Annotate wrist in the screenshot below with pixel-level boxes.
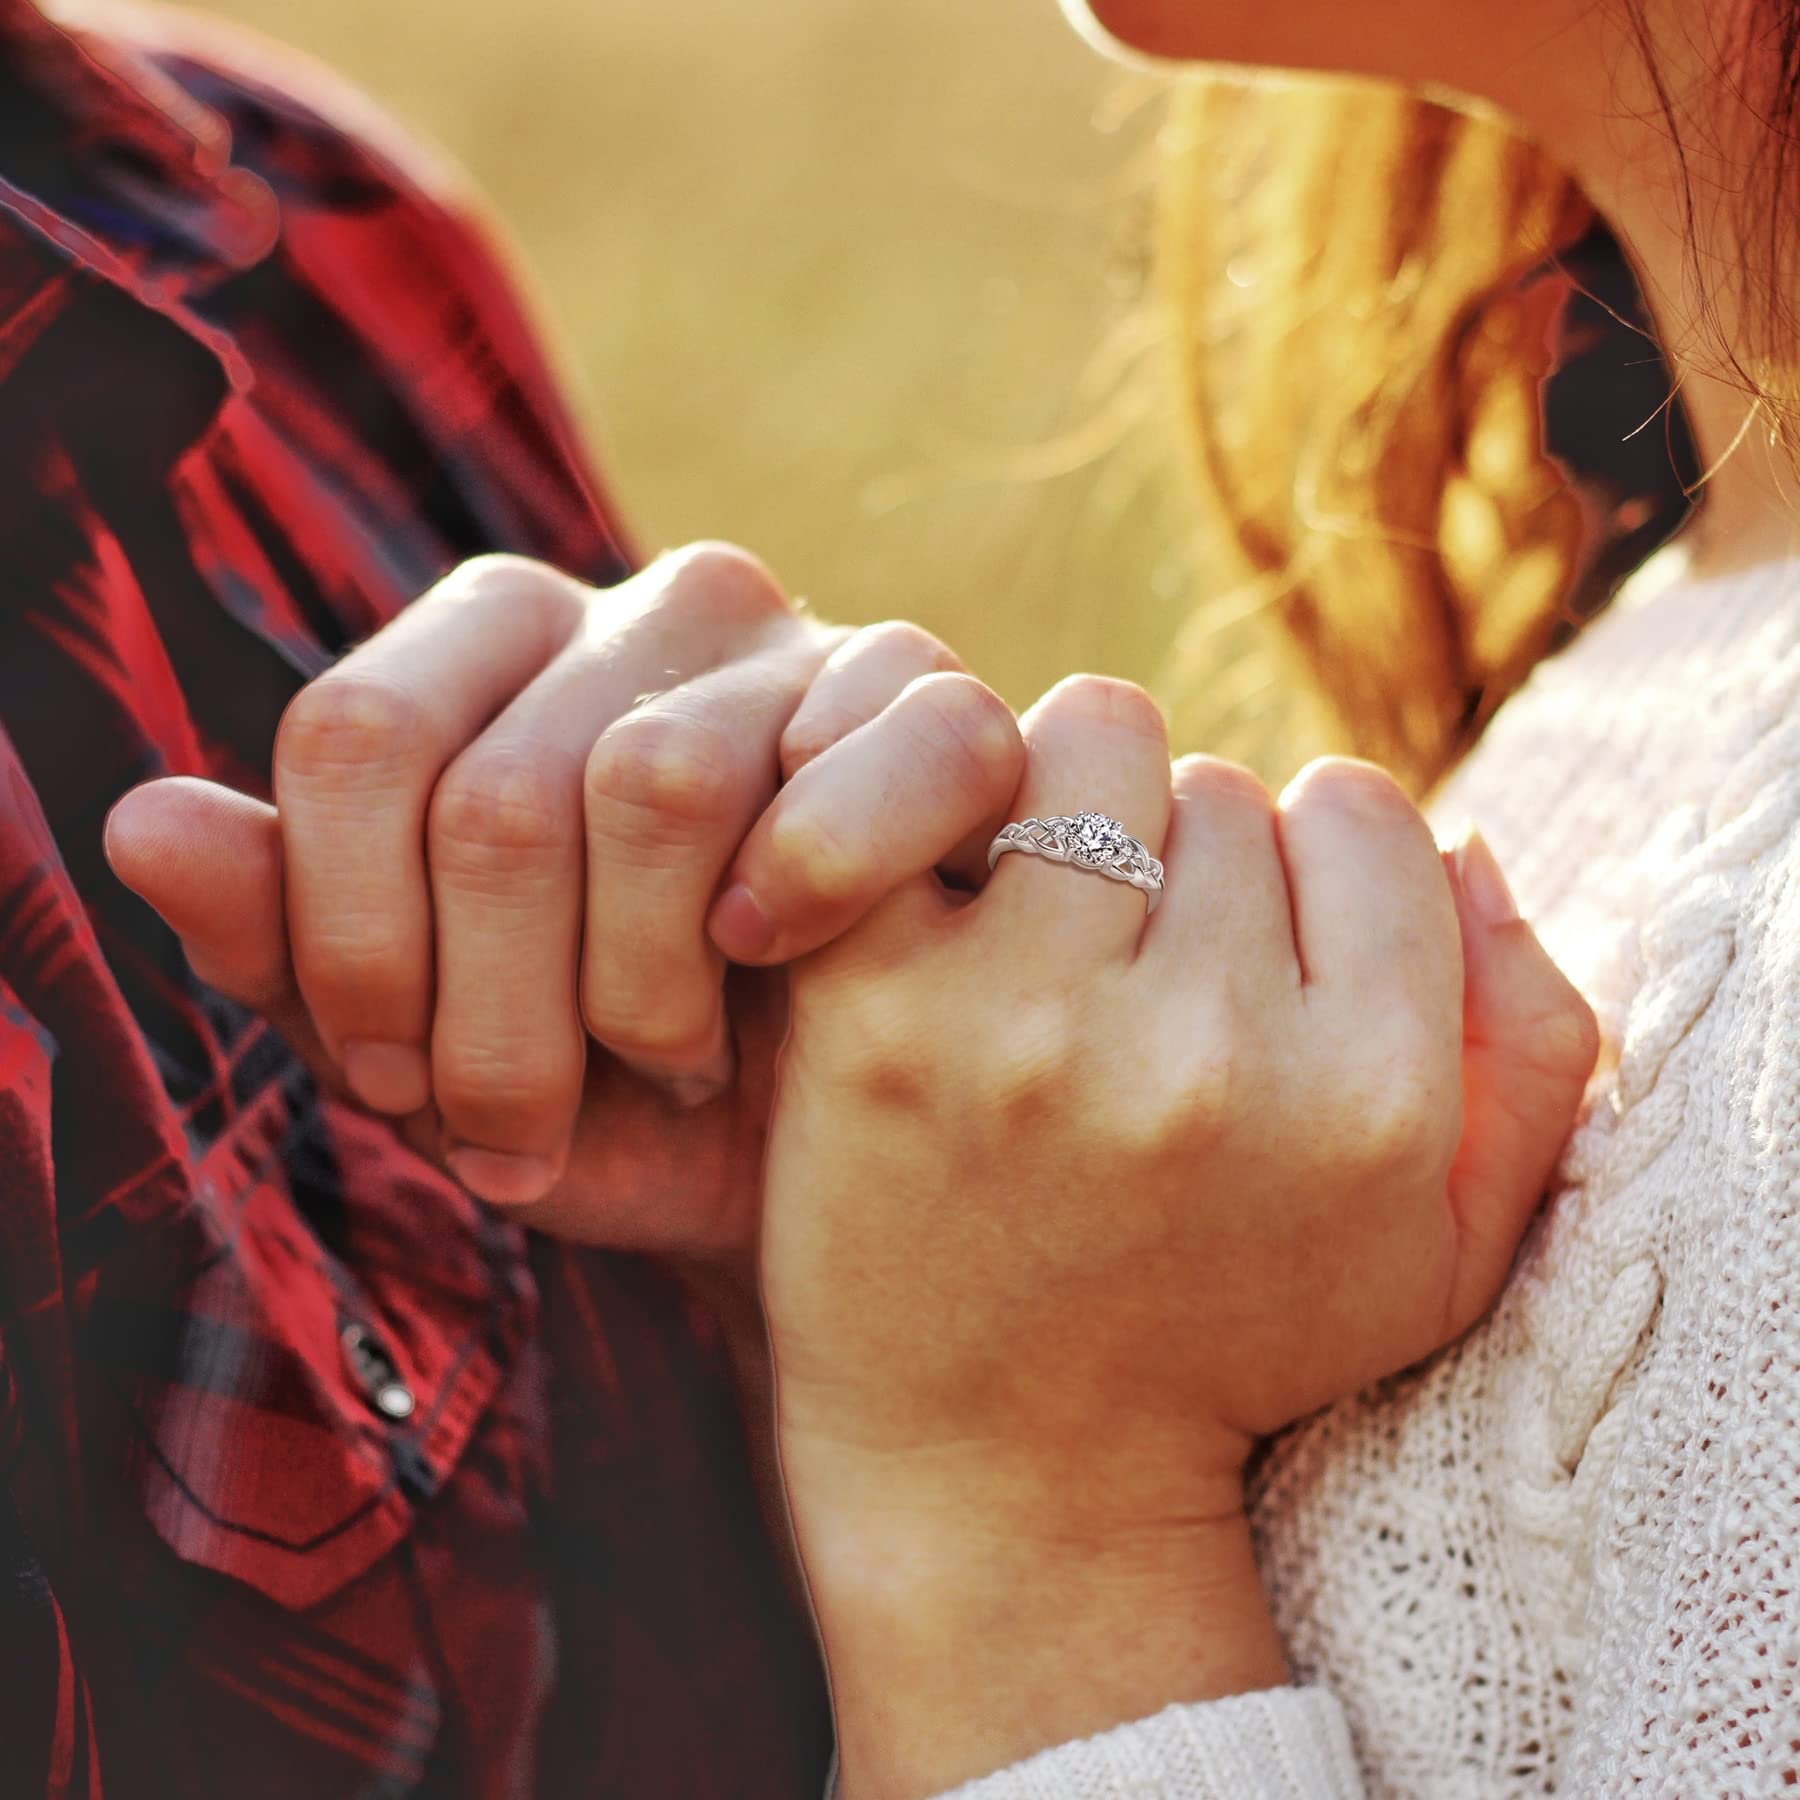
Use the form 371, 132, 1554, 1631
784, 1443, 1287, 1800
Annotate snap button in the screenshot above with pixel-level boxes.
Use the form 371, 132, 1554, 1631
340, 1322, 416, 1422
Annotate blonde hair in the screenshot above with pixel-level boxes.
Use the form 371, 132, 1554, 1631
1152, 77, 1598, 794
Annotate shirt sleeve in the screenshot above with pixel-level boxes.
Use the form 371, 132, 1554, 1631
913, 1688, 1365, 1800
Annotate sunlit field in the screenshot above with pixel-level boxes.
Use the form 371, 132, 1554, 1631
192, 0, 1212, 725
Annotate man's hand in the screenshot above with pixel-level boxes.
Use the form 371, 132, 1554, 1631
103, 546, 1022, 1265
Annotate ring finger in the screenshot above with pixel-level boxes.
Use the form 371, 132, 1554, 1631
979, 674, 1172, 961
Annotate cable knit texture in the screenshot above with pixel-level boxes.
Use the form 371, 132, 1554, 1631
932, 553, 1800, 1797
940, 1691, 1363, 1799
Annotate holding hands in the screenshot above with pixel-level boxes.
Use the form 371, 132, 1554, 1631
104, 546, 1021, 1262
106, 552, 1596, 1797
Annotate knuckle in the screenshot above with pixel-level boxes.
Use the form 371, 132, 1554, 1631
1566, 990, 1603, 1075
966, 989, 1083, 1109
906, 673, 1022, 796
1535, 966, 1603, 1079
584, 712, 741, 842
764, 801, 868, 908
850, 619, 963, 672
448, 551, 562, 603
655, 541, 791, 629
429, 750, 575, 870
433, 1034, 580, 1125
1100, 997, 1245, 1158
778, 716, 845, 778
276, 673, 430, 785
803, 974, 932, 1099
778, 628, 970, 777
300, 912, 417, 993
1036, 674, 1168, 744
448, 551, 542, 591
1166, 1038, 1242, 1146
444, 553, 586, 635
984, 1046, 1082, 1143
787, 923, 940, 1075
1285, 755, 1416, 823
1171, 753, 1271, 814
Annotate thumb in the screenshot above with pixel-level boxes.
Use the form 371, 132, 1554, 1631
105, 777, 302, 1023
1440, 827, 1600, 1332
104, 780, 438, 1158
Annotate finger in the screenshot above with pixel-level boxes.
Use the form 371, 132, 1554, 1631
1441, 828, 1599, 1334
423, 733, 589, 1204
981, 675, 1171, 960
507, 964, 793, 1254
1274, 757, 1460, 1012
274, 554, 585, 1113
708, 672, 1024, 967
778, 620, 964, 780
104, 784, 450, 1145
581, 629, 832, 1099
429, 546, 813, 1179
1141, 755, 1294, 985
770, 616, 981, 901
103, 778, 329, 1069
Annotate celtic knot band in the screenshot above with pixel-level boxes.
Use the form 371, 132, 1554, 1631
987, 810, 1165, 913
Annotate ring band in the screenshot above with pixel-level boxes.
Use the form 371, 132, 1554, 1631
987, 811, 1165, 913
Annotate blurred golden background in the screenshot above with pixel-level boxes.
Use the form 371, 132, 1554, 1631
195, 0, 1205, 719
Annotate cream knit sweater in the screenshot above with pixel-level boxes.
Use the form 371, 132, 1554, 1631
943, 551, 1800, 1797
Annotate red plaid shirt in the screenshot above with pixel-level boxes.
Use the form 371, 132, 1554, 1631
0, 5, 829, 1794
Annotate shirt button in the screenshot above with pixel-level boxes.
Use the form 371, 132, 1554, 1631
340, 1322, 417, 1422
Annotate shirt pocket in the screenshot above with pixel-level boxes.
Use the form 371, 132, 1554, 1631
88, 1072, 535, 1611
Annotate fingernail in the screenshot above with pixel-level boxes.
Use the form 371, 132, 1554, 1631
342, 1040, 433, 1115
1454, 827, 1521, 926
101, 799, 147, 889
707, 882, 777, 962
444, 1145, 560, 1207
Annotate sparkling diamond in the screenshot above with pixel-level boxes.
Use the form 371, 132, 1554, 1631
1069, 810, 1131, 864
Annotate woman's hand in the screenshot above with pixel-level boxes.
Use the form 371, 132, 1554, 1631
758, 675, 1598, 1797
102, 546, 1023, 1265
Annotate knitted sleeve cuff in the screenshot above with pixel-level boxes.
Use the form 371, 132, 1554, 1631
927, 1686, 1365, 1800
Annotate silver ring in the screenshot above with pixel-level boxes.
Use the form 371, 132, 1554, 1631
987, 811, 1164, 914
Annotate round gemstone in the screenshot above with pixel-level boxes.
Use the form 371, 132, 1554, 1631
1069, 810, 1130, 863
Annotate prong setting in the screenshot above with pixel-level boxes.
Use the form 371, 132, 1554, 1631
986, 812, 1165, 912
